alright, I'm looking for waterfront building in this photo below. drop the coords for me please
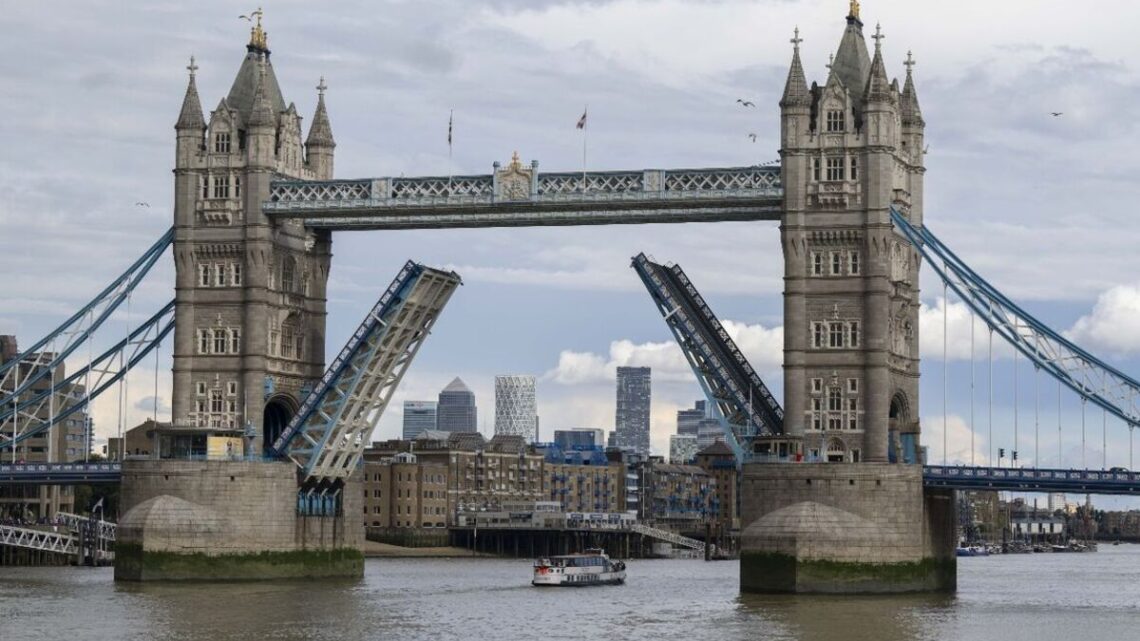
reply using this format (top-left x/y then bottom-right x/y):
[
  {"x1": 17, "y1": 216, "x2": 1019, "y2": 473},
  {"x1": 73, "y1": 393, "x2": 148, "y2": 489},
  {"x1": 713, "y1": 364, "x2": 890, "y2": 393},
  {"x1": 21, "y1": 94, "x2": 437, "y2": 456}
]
[
  {"x1": 669, "y1": 434, "x2": 698, "y2": 465},
  {"x1": 553, "y1": 428, "x2": 604, "y2": 450},
  {"x1": 614, "y1": 366, "x2": 651, "y2": 455},
  {"x1": 640, "y1": 459, "x2": 714, "y2": 532},
  {"x1": 401, "y1": 400, "x2": 437, "y2": 439},
  {"x1": 696, "y1": 440, "x2": 738, "y2": 532},
  {"x1": 0, "y1": 335, "x2": 89, "y2": 518},
  {"x1": 106, "y1": 419, "x2": 167, "y2": 460},
  {"x1": 361, "y1": 452, "x2": 448, "y2": 529},
  {"x1": 494, "y1": 375, "x2": 537, "y2": 441},
  {"x1": 436, "y1": 377, "x2": 476, "y2": 433},
  {"x1": 676, "y1": 400, "x2": 706, "y2": 437},
  {"x1": 543, "y1": 458, "x2": 624, "y2": 513}
]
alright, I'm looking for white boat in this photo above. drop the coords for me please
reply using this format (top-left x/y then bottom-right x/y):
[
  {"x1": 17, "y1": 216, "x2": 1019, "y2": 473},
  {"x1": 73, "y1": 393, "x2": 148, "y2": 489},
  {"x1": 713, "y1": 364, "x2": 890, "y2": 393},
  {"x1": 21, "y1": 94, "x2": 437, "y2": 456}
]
[{"x1": 532, "y1": 549, "x2": 626, "y2": 587}]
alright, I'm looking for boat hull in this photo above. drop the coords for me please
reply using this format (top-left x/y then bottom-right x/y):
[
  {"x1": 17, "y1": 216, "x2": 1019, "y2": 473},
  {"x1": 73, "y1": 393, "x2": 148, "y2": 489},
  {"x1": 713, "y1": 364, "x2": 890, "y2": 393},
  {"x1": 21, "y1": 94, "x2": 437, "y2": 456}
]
[{"x1": 532, "y1": 571, "x2": 626, "y2": 587}]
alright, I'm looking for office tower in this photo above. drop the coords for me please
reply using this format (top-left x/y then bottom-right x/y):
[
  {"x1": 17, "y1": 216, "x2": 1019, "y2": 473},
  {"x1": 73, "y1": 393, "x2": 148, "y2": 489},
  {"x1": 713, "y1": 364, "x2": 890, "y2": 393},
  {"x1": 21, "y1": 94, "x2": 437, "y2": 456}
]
[
  {"x1": 437, "y1": 377, "x2": 477, "y2": 432},
  {"x1": 614, "y1": 366, "x2": 651, "y2": 455},
  {"x1": 494, "y1": 375, "x2": 537, "y2": 441},
  {"x1": 401, "y1": 400, "x2": 437, "y2": 439}
]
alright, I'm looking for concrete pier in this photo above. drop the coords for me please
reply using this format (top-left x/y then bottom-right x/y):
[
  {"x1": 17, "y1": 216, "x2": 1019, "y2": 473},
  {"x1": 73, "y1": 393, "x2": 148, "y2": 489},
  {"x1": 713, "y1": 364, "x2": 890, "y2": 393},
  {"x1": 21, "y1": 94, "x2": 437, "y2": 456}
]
[
  {"x1": 115, "y1": 460, "x2": 363, "y2": 581},
  {"x1": 739, "y1": 463, "x2": 956, "y2": 593}
]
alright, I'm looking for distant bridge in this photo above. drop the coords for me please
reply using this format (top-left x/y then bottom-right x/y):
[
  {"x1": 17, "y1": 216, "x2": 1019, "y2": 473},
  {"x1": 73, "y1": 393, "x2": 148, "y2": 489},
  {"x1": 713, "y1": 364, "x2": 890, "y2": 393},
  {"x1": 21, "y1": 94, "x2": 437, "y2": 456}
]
[
  {"x1": 0, "y1": 462, "x2": 121, "y2": 485},
  {"x1": 923, "y1": 465, "x2": 1140, "y2": 495}
]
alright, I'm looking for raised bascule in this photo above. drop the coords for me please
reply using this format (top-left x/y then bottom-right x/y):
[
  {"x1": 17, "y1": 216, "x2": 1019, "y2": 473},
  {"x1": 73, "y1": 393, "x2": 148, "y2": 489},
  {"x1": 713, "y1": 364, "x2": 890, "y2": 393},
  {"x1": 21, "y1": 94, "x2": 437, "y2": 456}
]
[{"x1": 4, "y1": 2, "x2": 1140, "y2": 589}]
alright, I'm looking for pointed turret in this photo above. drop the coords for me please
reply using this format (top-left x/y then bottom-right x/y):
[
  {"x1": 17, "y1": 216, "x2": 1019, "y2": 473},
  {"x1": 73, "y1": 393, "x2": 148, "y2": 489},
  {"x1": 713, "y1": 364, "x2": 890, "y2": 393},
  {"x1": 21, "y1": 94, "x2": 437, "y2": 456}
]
[
  {"x1": 863, "y1": 23, "x2": 893, "y2": 105},
  {"x1": 780, "y1": 28, "x2": 812, "y2": 108},
  {"x1": 831, "y1": 3, "x2": 872, "y2": 107},
  {"x1": 306, "y1": 77, "x2": 335, "y2": 179},
  {"x1": 900, "y1": 51, "x2": 924, "y2": 128},
  {"x1": 247, "y1": 59, "x2": 276, "y2": 129},
  {"x1": 176, "y1": 57, "x2": 206, "y2": 131}
]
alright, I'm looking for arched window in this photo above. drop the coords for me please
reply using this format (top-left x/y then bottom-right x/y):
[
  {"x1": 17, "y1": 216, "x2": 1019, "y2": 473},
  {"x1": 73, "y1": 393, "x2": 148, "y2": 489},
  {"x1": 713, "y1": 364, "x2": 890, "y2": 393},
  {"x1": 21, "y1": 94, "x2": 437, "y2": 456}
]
[
  {"x1": 281, "y1": 256, "x2": 297, "y2": 293},
  {"x1": 281, "y1": 317, "x2": 297, "y2": 359}
]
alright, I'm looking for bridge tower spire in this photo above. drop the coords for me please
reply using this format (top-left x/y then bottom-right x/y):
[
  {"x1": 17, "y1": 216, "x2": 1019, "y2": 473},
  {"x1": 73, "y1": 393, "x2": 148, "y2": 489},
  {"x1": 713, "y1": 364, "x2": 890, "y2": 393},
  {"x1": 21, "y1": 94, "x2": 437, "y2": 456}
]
[
  {"x1": 170, "y1": 18, "x2": 333, "y2": 455},
  {"x1": 779, "y1": 5, "x2": 923, "y2": 464},
  {"x1": 306, "y1": 77, "x2": 336, "y2": 179}
]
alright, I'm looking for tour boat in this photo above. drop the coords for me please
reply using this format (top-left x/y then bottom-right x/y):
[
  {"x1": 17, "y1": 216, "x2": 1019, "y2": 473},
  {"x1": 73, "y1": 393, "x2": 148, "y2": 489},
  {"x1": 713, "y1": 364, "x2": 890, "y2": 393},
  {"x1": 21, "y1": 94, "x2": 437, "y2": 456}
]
[{"x1": 532, "y1": 549, "x2": 626, "y2": 587}]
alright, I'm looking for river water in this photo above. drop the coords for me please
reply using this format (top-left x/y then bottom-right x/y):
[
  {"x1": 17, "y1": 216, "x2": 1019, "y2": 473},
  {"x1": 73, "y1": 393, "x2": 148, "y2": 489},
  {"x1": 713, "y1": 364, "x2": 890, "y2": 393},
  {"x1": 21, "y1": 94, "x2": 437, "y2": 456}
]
[{"x1": 2, "y1": 545, "x2": 1139, "y2": 641}]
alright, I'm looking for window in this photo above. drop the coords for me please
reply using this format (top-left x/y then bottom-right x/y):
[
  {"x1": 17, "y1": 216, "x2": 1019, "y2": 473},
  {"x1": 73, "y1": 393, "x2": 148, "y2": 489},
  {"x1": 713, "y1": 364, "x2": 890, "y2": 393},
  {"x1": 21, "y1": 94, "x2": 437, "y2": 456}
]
[
  {"x1": 281, "y1": 321, "x2": 296, "y2": 359},
  {"x1": 229, "y1": 329, "x2": 241, "y2": 354},
  {"x1": 226, "y1": 400, "x2": 237, "y2": 414},
  {"x1": 214, "y1": 132, "x2": 231, "y2": 153},
  {"x1": 196, "y1": 382, "x2": 207, "y2": 396},
  {"x1": 826, "y1": 110, "x2": 845, "y2": 132},
  {"x1": 827, "y1": 388, "x2": 843, "y2": 431},
  {"x1": 212, "y1": 175, "x2": 230, "y2": 199},
  {"x1": 810, "y1": 398, "x2": 822, "y2": 431},
  {"x1": 847, "y1": 398, "x2": 859, "y2": 430},
  {"x1": 234, "y1": 176, "x2": 241, "y2": 198},
  {"x1": 195, "y1": 400, "x2": 206, "y2": 414},
  {"x1": 812, "y1": 322, "x2": 825, "y2": 349},
  {"x1": 213, "y1": 329, "x2": 227, "y2": 354},
  {"x1": 215, "y1": 263, "x2": 227, "y2": 287},
  {"x1": 231, "y1": 262, "x2": 242, "y2": 286},
  {"x1": 198, "y1": 263, "x2": 211, "y2": 287},
  {"x1": 849, "y1": 251, "x2": 860, "y2": 275},
  {"x1": 848, "y1": 322, "x2": 860, "y2": 348},
  {"x1": 850, "y1": 156, "x2": 859, "y2": 180},
  {"x1": 811, "y1": 378, "x2": 823, "y2": 394},
  {"x1": 847, "y1": 378, "x2": 859, "y2": 394},
  {"x1": 829, "y1": 322, "x2": 845, "y2": 348},
  {"x1": 227, "y1": 381, "x2": 237, "y2": 396},
  {"x1": 210, "y1": 390, "x2": 224, "y2": 413},
  {"x1": 826, "y1": 157, "x2": 845, "y2": 181},
  {"x1": 281, "y1": 257, "x2": 296, "y2": 293},
  {"x1": 201, "y1": 175, "x2": 209, "y2": 199},
  {"x1": 269, "y1": 330, "x2": 279, "y2": 357},
  {"x1": 830, "y1": 252, "x2": 842, "y2": 276},
  {"x1": 198, "y1": 330, "x2": 210, "y2": 354},
  {"x1": 812, "y1": 253, "x2": 824, "y2": 276},
  {"x1": 812, "y1": 157, "x2": 821, "y2": 181}
]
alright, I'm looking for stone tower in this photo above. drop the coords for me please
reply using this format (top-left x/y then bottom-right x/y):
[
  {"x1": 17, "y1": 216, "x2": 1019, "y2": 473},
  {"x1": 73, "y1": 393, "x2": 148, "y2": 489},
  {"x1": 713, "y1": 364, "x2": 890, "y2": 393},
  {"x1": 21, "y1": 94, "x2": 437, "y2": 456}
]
[
  {"x1": 171, "y1": 19, "x2": 336, "y2": 454},
  {"x1": 779, "y1": 4, "x2": 925, "y2": 464}
]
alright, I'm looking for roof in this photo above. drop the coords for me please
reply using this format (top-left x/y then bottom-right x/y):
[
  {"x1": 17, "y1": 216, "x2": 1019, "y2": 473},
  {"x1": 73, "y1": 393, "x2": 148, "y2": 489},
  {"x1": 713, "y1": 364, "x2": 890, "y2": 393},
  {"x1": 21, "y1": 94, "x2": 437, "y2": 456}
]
[
  {"x1": 441, "y1": 377, "x2": 472, "y2": 394},
  {"x1": 697, "y1": 440, "x2": 735, "y2": 457},
  {"x1": 488, "y1": 434, "x2": 528, "y2": 454},
  {"x1": 415, "y1": 430, "x2": 451, "y2": 441},
  {"x1": 225, "y1": 51, "x2": 286, "y2": 126},
  {"x1": 831, "y1": 16, "x2": 871, "y2": 107},
  {"x1": 447, "y1": 431, "x2": 486, "y2": 451}
]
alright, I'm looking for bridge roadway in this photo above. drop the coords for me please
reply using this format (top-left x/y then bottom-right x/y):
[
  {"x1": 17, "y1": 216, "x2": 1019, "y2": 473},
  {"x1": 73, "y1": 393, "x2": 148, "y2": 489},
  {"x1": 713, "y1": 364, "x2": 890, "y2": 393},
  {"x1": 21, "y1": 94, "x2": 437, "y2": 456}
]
[
  {"x1": 7, "y1": 460, "x2": 1140, "y2": 496},
  {"x1": 263, "y1": 165, "x2": 783, "y2": 230}
]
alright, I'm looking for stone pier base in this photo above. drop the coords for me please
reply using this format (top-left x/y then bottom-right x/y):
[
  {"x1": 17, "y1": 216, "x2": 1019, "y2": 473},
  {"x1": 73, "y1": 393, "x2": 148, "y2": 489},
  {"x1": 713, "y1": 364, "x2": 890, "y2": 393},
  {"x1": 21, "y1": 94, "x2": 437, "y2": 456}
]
[
  {"x1": 114, "y1": 460, "x2": 363, "y2": 581},
  {"x1": 739, "y1": 463, "x2": 956, "y2": 594}
]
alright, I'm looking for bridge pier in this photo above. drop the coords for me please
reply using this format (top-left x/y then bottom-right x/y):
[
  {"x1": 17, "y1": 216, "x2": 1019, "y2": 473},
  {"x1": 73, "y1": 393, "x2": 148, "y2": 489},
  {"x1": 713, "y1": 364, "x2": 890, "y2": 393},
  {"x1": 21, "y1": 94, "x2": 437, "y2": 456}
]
[
  {"x1": 115, "y1": 460, "x2": 363, "y2": 581},
  {"x1": 739, "y1": 463, "x2": 956, "y2": 594}
]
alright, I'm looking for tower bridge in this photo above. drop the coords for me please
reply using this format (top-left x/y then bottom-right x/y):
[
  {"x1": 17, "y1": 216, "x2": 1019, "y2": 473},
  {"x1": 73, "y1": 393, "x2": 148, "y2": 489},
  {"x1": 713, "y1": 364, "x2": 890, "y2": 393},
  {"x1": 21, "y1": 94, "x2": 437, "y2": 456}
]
[{"x1": 3, "y1": 2, "x2": 1138, "y2": 590}]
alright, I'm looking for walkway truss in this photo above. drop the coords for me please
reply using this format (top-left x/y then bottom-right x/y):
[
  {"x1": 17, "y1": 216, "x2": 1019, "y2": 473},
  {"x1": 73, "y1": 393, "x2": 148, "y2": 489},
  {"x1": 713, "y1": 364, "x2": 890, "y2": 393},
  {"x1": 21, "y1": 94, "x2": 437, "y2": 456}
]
[
  {"x1": 0, "y1": 229, "x2": 175, "y2": 449},
  {"x1": 631, "y1": 254, "x2": 784, "y2": 461},
  {"x1": 892, "y1": 209, "x2": 1140, "y2": 431},
  {"x1": 270, "y1": 261, "x2": 462, "y2": 489}
]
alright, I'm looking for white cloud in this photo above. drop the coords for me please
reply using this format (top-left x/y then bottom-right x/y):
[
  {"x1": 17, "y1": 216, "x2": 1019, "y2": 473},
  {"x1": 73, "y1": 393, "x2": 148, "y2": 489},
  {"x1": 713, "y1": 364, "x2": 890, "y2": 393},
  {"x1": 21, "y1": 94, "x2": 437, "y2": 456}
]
[
  {"x1": 923, "y1": 413, "x2": 989, "y2": 466},
  {"x1": 919, "y1": 297, "x2": 1013, "y2": 362},
  {"x1": 1066, "y1": 283, "x2": 1140, "y2": 355},
  {"x1": 544, "y1": 320, "x2": 782, "y2": 385}
]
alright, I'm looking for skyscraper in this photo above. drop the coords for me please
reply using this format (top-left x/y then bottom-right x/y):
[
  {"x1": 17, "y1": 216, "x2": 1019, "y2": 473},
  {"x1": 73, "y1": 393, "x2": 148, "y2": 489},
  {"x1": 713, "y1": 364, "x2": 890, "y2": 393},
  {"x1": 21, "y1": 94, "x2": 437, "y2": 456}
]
[
  {"x1": 401, "y1": 400, "x2": 437, "y2": 439},
  {"x1": 614, "y1": 366, "x2": 651, "y2": 455},
  {"x1": 553, "y1": 428, "x2": 605, "y2": 450},
  {"x1": 676, "y1": 400, "x2": 707, "y2": 436},
  {"x1": 494, "y1": 375, "x2": 537, "y2": 441},
  {"x1": 436, "y1": 377, "x2": 477, "y2": 433}
]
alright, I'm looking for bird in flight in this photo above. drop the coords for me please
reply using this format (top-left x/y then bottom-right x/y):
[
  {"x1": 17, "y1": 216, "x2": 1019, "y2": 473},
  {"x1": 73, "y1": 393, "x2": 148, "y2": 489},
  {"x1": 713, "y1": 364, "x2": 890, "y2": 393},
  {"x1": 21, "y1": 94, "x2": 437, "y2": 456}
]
[
  {"x1": 239, "y1": 9, "x2": 263, "y2": 22},
  {"x1": 1051, "y1": 112, "x2": 1063, "y2": 117},
  {"x1": 737, "y1": 99, "x2": 756, "y2": 107},
  {"x1": 135, "y1": 202, "x2": 150, "y2": 207},
  {"x1": 747, "y1": 133, "x2": 757, "y2": 142}
]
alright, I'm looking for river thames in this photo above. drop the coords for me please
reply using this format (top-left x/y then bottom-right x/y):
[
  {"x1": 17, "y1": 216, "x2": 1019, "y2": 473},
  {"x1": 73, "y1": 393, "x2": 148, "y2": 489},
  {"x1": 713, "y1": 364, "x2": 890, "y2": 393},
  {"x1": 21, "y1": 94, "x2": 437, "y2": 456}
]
[{"x1": 3, "y1": 545, "x2": 1138, "y2": 641}]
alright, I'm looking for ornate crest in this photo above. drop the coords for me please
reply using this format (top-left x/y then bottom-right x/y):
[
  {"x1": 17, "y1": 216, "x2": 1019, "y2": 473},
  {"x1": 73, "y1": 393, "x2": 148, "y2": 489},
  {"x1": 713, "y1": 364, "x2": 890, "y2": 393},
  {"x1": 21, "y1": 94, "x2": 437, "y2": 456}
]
[{"x1": 496, "y1": 151, "x2": 533, "y2": 201}]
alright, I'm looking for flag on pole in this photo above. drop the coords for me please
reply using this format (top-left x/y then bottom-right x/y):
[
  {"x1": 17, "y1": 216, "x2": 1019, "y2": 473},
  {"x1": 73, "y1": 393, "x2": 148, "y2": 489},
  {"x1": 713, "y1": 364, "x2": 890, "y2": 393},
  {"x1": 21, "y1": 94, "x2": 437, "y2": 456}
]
[
  {"x1": 576, "y1": 108, "x2": 588, "y2": 130},
  {"x1": 92, "y1": 497, "x2": 104, "y2": 513},
  {"x1": 447, "y1": 110, "x2": 453, "y2": 147}
]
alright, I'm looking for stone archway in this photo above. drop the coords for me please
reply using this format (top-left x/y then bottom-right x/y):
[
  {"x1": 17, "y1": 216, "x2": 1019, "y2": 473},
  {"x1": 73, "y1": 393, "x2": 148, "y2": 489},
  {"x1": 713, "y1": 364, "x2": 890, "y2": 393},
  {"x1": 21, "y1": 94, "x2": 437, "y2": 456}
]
[
  {"x1": 825, "y1": 437, "x2": 847, "y2": 463},
  {"x1": 889, "y1": 392, "x2": 912, "y2": 463},
  {"x1": 263, "y1": 394, "x2": 298, "y2": 453}
]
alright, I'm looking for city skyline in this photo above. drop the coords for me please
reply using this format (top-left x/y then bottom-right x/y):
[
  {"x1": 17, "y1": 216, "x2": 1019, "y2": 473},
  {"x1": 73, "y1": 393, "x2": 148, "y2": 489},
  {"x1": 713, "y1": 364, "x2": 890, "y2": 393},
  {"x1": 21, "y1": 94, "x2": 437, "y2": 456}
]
[{"x1": 3, "y1": 1, "x2": 1140, "y2": 468}]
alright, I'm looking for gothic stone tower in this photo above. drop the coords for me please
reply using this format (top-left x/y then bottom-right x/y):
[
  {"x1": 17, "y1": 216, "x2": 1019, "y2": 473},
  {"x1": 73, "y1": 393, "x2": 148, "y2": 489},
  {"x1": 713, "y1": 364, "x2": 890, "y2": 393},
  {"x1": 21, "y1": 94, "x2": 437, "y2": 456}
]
[
  {"x1": 779, "y1": 4, "x2": 925, "y2": 464},
  {"x1": 171, "y1": 21, "x2": 336, "y2": 454}
]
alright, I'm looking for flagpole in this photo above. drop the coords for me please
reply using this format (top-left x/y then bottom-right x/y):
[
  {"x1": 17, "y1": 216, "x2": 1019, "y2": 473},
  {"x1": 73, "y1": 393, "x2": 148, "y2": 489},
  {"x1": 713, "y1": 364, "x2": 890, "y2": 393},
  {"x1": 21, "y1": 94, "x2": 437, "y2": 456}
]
[
  {"x1": 447, "y1": 109, "x2": 454, "y2": 195},
  {"x1": 582, "y1": 104, "x2": 588, "y2": 193}
]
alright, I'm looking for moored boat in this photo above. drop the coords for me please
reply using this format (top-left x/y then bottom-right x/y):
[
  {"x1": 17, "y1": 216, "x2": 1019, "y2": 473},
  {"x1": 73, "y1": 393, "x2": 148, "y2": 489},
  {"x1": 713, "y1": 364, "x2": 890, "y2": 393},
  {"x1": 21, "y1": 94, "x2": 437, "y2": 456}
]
[{"x1": 532, "y1": 549, "x2": 626, "y2": 587}]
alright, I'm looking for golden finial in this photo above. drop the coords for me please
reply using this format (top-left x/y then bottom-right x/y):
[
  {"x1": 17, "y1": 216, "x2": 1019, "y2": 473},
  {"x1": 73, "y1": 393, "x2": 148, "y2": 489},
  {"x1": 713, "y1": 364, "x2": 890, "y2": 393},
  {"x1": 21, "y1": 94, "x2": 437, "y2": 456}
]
[
  {"x1": 849, "y1": 0, "x2": 861, "y2": 20},
  {"x1": 241, "y1": 7, "x2": 267, "y2": 50}
]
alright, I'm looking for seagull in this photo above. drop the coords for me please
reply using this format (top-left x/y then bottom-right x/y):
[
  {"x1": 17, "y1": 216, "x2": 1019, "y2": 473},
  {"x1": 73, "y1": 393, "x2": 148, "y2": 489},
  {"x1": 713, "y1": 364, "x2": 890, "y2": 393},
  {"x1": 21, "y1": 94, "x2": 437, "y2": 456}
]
[
  {"x1": 135, "y1": 201, "x2": 150, "y2": 207},
  {"x1": 239, "y1": 9, "x2": 262, "y2": 22},
  {"x1": 1050, "y1": 112, "x2": 1063, "y2": 117},
  {"x1": 736, "y1": 99, "x2": 756, "y2": 107},
  {"x1": 747, "y1": 133, "x2": 757, "y2": 142}
]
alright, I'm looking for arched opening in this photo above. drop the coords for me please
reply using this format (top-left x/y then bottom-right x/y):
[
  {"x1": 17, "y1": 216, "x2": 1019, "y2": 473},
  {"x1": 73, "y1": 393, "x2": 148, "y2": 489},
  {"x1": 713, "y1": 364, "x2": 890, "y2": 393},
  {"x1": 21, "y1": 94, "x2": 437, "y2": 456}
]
[
  {"x1": 263, "y1": 394, "x2": 298, "y2": 453},
  {"x1": 825, "y1": 437, "x2": 847, "y2": 463},
  {"x1": 889, "y1": 392, "x2": 916, "y2": 464}
]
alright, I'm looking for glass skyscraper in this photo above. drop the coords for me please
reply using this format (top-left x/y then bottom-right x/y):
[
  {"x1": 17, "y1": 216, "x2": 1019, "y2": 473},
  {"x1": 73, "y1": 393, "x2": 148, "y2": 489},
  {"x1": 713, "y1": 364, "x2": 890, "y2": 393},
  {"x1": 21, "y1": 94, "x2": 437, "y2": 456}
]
[
  {"x1": 437, "y1": 377, "x2": 477, "y2": 433},
  {"x1": 401, "y1": 400, "x2": 437, "y2": 439},
  {"x1": 494, "y1": 375, "x2": 537, "y2": 441},
  {"x1": 614, "y1": 366, "x2": 651, "y2": 455}
]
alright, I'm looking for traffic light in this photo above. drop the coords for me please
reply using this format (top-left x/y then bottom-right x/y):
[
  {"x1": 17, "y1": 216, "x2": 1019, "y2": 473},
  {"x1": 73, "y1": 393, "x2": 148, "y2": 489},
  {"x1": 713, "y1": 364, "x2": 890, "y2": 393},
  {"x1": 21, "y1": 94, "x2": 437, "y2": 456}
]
[
  {"x1": 1012, "y1": 451, "x2": 1018, "y2": 462},
  {"x1": 999, "y1": 448, "x2": 1005, "y2": 458}
]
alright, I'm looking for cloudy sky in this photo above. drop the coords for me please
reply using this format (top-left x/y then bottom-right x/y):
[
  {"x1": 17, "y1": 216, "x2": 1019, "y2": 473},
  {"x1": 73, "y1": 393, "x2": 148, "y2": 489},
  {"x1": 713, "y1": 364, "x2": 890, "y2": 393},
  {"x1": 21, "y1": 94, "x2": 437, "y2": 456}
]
[{"x1": 4, "y1": 1, "x2": 1140, "y2": 493}]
